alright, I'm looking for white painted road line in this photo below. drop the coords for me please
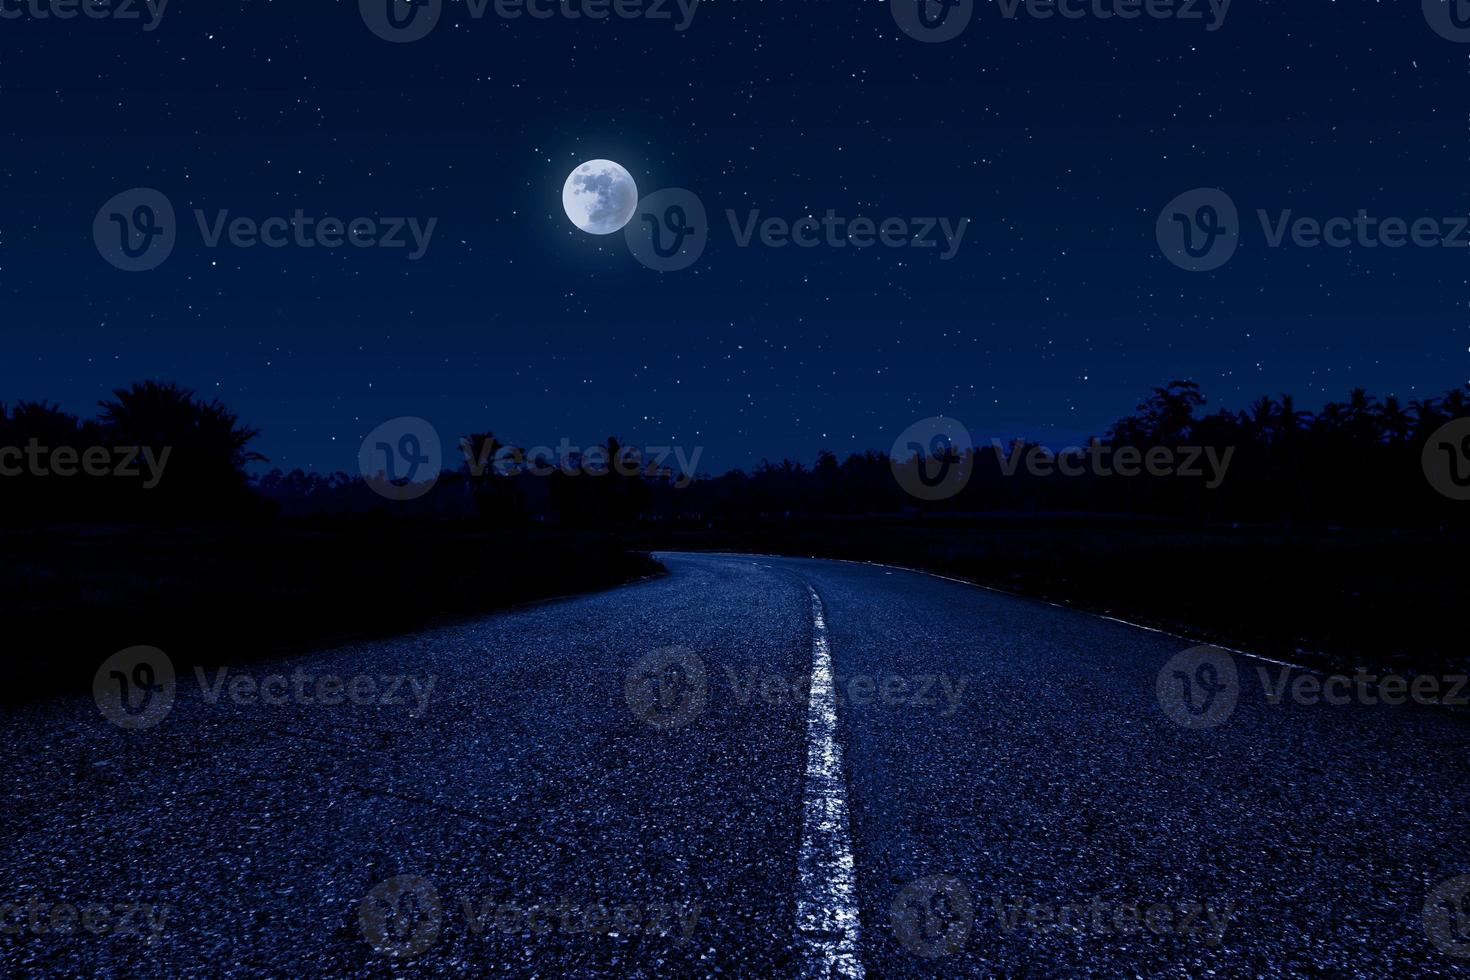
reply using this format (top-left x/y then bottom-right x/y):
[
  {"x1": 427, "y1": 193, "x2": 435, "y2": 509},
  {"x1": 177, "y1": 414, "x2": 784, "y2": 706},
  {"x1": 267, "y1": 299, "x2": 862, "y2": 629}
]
[{"x1": 794, "y1": 586, "x2": 865, "y2": 979}]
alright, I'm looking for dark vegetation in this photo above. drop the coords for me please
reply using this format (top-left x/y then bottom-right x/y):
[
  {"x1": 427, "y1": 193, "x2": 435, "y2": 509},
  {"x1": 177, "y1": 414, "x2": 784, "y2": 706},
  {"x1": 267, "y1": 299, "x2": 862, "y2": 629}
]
[
  {"x1": 629, "y1": 519, "x2": 1461, "y2": 678},
  {"x1": 0, "y1": 382, "x2": 662, "y2": 695},
  {"x1": 0, "y1": 522, "x2": 659, "y2": 698},
  {"x1": 241, "y1": 381, "x2": 1470, "y2": 530},
  {"x1": 1, "y1": 379, "x2": 1466, "y2": 693}
]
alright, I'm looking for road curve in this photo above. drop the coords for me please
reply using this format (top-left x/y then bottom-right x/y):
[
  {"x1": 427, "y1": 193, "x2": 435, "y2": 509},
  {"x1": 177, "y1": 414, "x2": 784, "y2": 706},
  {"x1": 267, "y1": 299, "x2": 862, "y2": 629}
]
[{"x1": 2, "y1": 553, "x2": 1468, "y2": 976}]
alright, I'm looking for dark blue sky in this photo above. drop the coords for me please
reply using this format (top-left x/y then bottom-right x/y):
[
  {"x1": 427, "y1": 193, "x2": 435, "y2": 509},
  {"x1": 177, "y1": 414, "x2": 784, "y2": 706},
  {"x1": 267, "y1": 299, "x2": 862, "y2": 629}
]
[{"x1": 2, "y1": 0, "x2": 1466, "y2": 474}]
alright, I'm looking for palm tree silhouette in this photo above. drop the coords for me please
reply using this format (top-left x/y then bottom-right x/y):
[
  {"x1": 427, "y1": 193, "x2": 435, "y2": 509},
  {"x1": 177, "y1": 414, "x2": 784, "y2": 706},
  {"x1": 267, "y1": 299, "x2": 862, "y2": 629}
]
[{"x1": 97, "y1": 381, "x2": 264, "y2": 514}]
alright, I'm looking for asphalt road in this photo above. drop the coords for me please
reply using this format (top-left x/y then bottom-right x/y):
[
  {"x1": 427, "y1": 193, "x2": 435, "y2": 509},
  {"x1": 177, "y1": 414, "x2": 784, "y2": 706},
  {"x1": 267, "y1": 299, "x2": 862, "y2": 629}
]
[{"x1": 3, "y1": 553, "x2": 1469, "y2": 976}]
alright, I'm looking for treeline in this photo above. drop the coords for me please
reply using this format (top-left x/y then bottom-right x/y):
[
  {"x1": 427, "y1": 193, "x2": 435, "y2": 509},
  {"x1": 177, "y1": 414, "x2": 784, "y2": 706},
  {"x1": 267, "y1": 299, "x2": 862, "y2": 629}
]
[
  {"x1": 0, "y1": 381, "x2": 265, "y2": 522},
  {"x1": 668, "y1": 382, "x2": 1468, "y2": 525},
  {"x1": 260, "y1": 381, "x2": 1470, "y2": 528},
  {"x1": 870, "y1": 381, "x2": 1470, "y2": 526},
  {"x1": 2, "y1": 380, "x2": 1466, "y2": 527}
]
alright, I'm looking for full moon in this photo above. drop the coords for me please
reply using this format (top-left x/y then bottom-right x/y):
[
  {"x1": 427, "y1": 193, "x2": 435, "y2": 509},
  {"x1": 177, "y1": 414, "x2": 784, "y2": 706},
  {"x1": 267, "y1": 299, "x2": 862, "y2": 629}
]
[{"x1": 561, "y1": 160, "x2": 638, "y2": 235}]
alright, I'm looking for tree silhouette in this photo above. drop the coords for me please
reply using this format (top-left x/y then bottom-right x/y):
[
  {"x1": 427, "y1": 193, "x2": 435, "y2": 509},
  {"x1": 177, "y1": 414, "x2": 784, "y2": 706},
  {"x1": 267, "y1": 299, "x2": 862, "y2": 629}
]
[
  {"x1": 16, "y1": 376, "x2": 1464, "y2": 529},
  {"x1": 458, "y1": 430, "x2": 525, "y2": 525},
  {"x1": 97, "y1": 381, "x2": 265, "y2": 518}
]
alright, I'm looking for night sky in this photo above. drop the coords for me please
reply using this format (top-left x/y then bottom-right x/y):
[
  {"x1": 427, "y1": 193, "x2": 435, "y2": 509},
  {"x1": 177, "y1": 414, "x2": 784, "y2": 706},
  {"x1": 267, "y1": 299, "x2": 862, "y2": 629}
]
[{"x1": 2, "y1": 0, "x2": 1466, "y2": 475}]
